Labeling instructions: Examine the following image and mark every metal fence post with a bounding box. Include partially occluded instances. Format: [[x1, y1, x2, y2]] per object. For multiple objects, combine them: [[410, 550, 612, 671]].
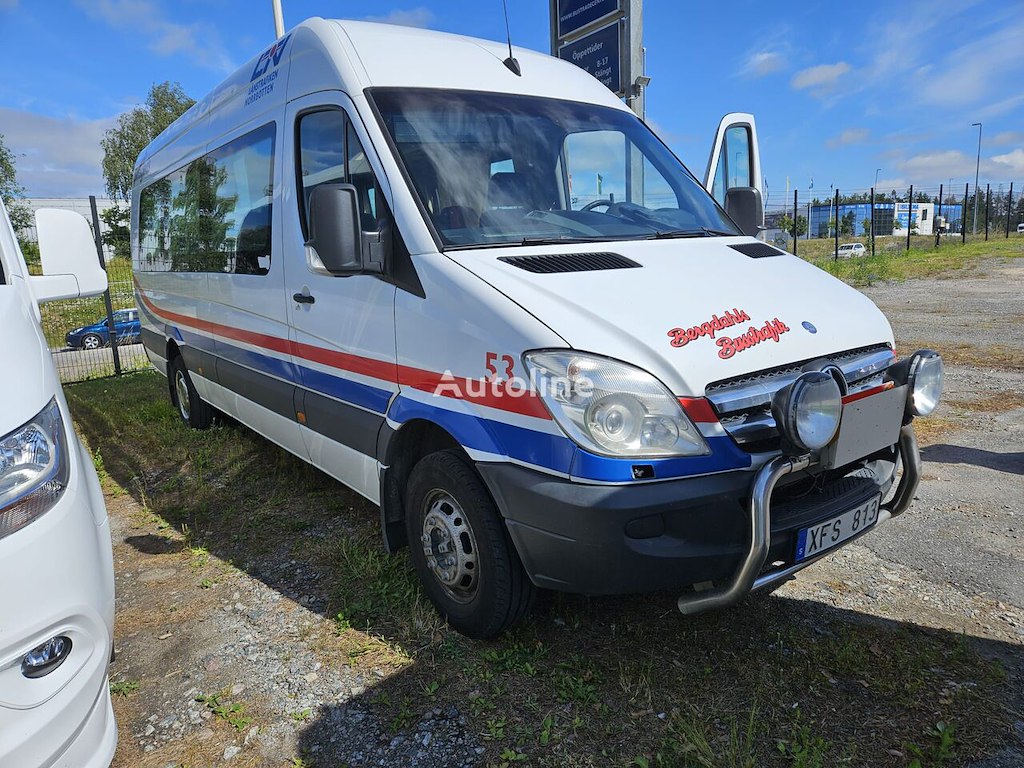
[[833, 189, 839, 260], [984, 184, 990, 241], [963, 183, 968, 244], [870, 187, 875, 257], [1007, 182, 1014, 238], [89, 195, 122, 376], [792, 189, 798, 256], [906, 185, 913, 252]]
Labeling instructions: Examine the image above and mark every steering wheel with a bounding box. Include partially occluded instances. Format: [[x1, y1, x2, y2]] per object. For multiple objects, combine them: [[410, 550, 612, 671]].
[[581, 198, 616, 213]]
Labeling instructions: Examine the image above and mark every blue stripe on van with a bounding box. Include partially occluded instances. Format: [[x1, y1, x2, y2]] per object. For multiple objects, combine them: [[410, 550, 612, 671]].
[[156, 320, 750, 482]]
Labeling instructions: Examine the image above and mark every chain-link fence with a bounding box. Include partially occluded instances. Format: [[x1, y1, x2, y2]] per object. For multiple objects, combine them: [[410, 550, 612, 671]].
[[764, 181, 1022, 259], [18, 198, 149, 383]]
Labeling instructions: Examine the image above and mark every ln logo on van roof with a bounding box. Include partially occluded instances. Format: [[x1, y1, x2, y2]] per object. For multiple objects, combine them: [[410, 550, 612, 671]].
[[251, 34, 291, 81]]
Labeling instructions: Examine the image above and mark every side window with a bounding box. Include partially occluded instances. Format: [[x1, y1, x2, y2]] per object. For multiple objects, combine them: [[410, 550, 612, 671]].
[[138, 122, 275, 275], [346, 121, 380, 230], [297, 108, 386, 237], [297, 109, 346, 239], [712, 125, 752, 205]]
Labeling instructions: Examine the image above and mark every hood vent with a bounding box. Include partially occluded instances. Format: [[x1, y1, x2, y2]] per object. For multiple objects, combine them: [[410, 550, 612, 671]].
[[729, 242, 785, 259], [498, 252, 641, 274]]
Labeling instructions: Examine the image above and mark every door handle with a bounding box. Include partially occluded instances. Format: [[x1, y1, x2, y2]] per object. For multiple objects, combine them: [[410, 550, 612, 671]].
[[293, 292, 315, 305]]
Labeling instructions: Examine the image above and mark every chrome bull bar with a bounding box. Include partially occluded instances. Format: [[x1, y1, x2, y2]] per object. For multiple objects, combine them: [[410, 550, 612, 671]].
[[677, 423, 921, 615]]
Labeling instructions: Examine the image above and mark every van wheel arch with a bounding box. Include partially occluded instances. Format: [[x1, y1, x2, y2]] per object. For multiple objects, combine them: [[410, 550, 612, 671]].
[[379, 420, 463, 553]]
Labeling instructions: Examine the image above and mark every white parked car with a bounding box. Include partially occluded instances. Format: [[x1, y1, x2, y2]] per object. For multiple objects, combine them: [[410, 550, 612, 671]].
[[133, 18, 943, 638], [1016, 223, 1024, 233], [0, 200, 117, 765], [836, 243, 866, 258]]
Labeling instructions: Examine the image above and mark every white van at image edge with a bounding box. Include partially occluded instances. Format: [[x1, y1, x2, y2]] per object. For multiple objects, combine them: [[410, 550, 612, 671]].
[[132, 18, 944, 639], [0, 200, 117, 765]]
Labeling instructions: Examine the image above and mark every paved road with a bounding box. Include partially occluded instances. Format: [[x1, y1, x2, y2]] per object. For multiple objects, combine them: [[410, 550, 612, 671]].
[[860, 260, 1024, 610]]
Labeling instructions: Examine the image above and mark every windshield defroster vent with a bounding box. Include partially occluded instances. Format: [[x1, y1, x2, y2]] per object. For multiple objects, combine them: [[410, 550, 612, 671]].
[[729, 242, 786, 259], [498, 252, 641, 274]]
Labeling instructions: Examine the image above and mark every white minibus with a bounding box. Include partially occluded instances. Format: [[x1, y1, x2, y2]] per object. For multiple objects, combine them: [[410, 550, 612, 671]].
[[133, 19, 942, 638]]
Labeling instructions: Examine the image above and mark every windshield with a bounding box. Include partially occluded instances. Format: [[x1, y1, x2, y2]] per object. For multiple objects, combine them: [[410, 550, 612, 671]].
[[370, 88, 739, 248]]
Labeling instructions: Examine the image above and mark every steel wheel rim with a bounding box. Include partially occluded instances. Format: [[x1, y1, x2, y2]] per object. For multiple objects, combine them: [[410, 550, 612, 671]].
[[420, 489, 480, 604], [174, 370, 190, 421]]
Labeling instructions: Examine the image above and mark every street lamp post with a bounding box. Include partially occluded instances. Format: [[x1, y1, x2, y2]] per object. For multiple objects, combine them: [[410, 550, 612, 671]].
[[972, 122, 982, 235], [874, 168, 881, 189]]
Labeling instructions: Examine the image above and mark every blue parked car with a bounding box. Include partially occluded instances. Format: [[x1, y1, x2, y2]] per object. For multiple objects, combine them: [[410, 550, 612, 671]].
[[65, 308, 141, 350]]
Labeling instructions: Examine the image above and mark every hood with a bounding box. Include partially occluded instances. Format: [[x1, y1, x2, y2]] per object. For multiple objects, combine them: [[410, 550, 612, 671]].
[[446, 238, 894, 396], [0, 283, 53, 434]]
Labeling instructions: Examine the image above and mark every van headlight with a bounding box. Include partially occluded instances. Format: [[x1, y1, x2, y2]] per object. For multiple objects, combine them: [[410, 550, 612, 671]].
[[523, 351, 709, 458], [771, 371, 843, 453], [0, 398, 69, 541]]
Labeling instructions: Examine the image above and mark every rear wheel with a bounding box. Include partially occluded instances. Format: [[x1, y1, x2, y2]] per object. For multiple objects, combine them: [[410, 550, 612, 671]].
[[405, 450, 535, 638], [168, 356, 213, 429]]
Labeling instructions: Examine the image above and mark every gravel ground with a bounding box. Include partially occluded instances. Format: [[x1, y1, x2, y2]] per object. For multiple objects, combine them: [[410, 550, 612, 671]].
[[100, 257, 1023, 767]]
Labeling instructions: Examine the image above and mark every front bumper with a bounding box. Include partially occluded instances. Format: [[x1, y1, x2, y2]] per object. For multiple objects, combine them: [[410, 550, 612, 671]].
[[479, 427, 916, 601]]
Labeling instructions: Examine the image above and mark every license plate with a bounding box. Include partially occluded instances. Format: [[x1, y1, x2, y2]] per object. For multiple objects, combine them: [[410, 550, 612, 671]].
[[795, 494, 881, 562]]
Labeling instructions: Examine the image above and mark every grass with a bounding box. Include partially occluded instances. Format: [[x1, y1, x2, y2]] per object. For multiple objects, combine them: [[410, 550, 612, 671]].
[[794, 234, 1024, 285], [66, 371, 1019, 767]]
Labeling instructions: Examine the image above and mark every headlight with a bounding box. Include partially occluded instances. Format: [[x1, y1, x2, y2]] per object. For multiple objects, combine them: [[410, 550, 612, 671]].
[[0, 398, 69, 541], [771, 371, 842, 453], [523, 351, 709, 458], [907, 350, 943, 416]]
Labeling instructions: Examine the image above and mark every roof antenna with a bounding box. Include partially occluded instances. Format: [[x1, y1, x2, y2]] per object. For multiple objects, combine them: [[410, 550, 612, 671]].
[[501, 0, 521, 76]]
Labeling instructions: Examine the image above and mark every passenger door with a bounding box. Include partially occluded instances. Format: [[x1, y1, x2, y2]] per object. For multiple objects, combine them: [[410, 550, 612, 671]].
[[703, 113, 763, 234], [282, 93, 398, 503]]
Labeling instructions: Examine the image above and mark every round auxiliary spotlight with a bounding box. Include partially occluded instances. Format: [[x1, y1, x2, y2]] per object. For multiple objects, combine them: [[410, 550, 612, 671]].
[[771, 371, 843, 453]]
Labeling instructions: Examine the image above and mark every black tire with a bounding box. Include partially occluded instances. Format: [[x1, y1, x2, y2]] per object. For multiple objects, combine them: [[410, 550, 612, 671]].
[[81, 333, 104, 350], [405, 450, 535, 639], [168, 355, 214, 429]]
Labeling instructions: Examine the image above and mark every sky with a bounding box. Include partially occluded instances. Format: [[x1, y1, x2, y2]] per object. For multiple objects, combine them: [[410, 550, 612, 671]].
[[1, 0, 1022, 200]]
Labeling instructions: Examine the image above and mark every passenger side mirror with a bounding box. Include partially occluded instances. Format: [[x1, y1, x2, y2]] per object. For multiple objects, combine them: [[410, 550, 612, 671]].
[[305, 184, 384, 275], [725, 187, 764, 238], [29, 209, 108, 302]]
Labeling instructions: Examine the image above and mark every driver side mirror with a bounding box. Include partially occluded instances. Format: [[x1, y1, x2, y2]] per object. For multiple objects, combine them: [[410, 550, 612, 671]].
[[305, 184, 385, 275], [725, 187, 764, 238]]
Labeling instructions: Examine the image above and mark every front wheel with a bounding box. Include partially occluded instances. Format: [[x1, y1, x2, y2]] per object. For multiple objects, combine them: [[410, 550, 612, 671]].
[[81, 333, 103, 350], [168, 356, 214, 429], [405, 450, 535, 638]]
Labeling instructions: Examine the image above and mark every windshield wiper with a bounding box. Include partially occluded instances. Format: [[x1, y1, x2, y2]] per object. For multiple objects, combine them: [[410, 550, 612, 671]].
[[649, 227, 735, 239], [518, 235, 605, 246]]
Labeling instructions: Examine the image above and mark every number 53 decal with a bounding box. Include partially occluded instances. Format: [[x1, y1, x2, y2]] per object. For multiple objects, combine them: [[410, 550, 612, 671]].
[[485, 352, 515, 380]]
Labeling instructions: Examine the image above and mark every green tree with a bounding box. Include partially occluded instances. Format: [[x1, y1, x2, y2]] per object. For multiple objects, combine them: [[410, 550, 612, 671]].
[[0, 133, 31, 232], [839, 211, 856, 236], [777, 214, 807, 238], [861, 217, 872, 237], [100, 81, 195, 203], [100, 205, 131, 260], [169, 158, 236, 273]]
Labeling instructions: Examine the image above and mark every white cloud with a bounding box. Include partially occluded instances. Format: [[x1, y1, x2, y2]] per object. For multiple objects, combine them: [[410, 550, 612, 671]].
[[876, 178, 907, 191], [990, 148, 1024, 177], [791, 62, 850, 97], [826, 128, 869, 148], [0, 108, 114, 197], [917, 18, 1024, 109], [363, 7, 434, 28], [73, 0, 234, 73], [991, 131, 1024, 147], [739, 51, 785, 78]]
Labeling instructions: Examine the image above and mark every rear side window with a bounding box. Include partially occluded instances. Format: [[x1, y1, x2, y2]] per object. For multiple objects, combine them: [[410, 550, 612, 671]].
[[296, 109, 383, 238], [138, 122, 276, 274]]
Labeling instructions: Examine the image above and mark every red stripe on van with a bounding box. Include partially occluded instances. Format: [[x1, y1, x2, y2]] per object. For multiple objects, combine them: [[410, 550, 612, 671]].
[[137, 288, 551, 420]]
